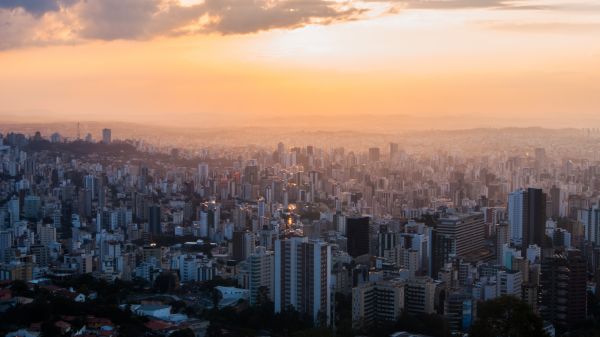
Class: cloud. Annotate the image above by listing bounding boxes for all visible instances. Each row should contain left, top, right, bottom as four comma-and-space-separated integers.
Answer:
76, 0, 364, 39
78, 0, 165, 40
201, 0, 366, 34
0, 9, 37, 49
0, 0, 59, 16
0, 0, 588, 51
0, 0, 77, 16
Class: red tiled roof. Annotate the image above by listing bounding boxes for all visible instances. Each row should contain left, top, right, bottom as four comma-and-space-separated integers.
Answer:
55, 321, 71, 329
145, 320, 174, 331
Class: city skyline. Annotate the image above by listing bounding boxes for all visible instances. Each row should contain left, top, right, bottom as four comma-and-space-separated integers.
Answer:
2, 1, 600, 337
1, 0, 600, 129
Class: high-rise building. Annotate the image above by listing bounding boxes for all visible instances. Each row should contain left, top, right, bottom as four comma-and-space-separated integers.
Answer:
308, 170, 320, 203
0, 262, 33, 281
38, 225, 57, 247
78, 188, 92, 220
579, 204, 600, 245
352, 280, 405, 329
102, 128, 112, 144
540, 250, 587, 328
534, 147, 546, 172
274, 237, 331, 325
496, 224, 509, 264
496, 270, 522, 297
508, 189, 525, 244
346, 216, 370, 258
431, 230, 454, 278
243, 164, 259, 186
247, 246, 274, 306
0, 231, 13, 263
368, 147, 380, 162
232, 231, 255, 262
148, 205, 161, 235
444, 291, 476, 333
550, 185, 561, 219
389, 142, 399, 159
31, 244, 50, 267
23, 195, 41, 221
404, 276, 436, 314
378, 229, 397, 257
436, 213, 485, 258
508, 188, 547, 253
84, 175, 97, 198
7, 197, 19, 225
198, 163, 209, 184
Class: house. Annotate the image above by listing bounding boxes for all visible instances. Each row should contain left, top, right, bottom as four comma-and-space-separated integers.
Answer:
215, 286, 249, 308
6, 329, 40, 337
132, 304, 172, 319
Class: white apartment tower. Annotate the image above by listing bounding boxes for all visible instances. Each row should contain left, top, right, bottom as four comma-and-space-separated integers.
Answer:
274, 237, 332, 325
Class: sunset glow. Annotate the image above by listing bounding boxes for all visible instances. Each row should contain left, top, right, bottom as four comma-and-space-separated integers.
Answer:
1, 0, 599, 129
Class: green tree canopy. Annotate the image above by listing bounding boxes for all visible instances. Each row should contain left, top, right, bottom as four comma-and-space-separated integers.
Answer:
470, 296, 548, 337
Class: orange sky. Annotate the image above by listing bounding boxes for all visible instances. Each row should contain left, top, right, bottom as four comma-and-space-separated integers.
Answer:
0, 0, 599, 129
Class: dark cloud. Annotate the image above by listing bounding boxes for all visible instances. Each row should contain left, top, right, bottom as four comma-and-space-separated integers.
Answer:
78, 0, 163, 39
0, 0, 76, 16
0, 0, 59, 16
76, 0, 364, 40
201, 0, 366, 34
78, 0, 209, 40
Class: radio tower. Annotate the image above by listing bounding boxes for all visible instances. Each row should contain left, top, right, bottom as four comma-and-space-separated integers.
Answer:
77, 122, 81, 140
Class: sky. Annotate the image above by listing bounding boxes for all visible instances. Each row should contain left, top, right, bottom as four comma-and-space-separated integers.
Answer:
0, 0, 599, 130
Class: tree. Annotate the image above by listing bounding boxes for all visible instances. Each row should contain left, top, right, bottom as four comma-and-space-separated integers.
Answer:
255, 286, 270, 307
9, 280, 30, 296
291, 328, 332, 337
470, 296, 548, 337
154, 272, 179, 293
394, 312, 451, 337
170, 328, 196, 337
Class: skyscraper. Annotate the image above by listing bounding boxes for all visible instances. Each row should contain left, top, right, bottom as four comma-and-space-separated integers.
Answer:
247, 246, 274, 306
444, 291, 476, 333
389, 142, 399, 159
550, 185, 561, 219
431, 230, 454, 278
496, 224, 509, 265
148, 205, 161, 235
508, 188, 547, 253
534, 147, 546, 172
102, 128, 112, 144
436, 213, 485, 258
23, 195, 41, 221
352, 280, 405, 329
198, 163, 209, 184
232, 231, 255, 262
405, 276, 437, 314
578, 204, 600, 245
378, 228, 397, 257
508, 189, 525, 244
346, 216, 370, 258
368, 147, 380, 162
540, 250, 587, 328
274, 237, 331, 325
